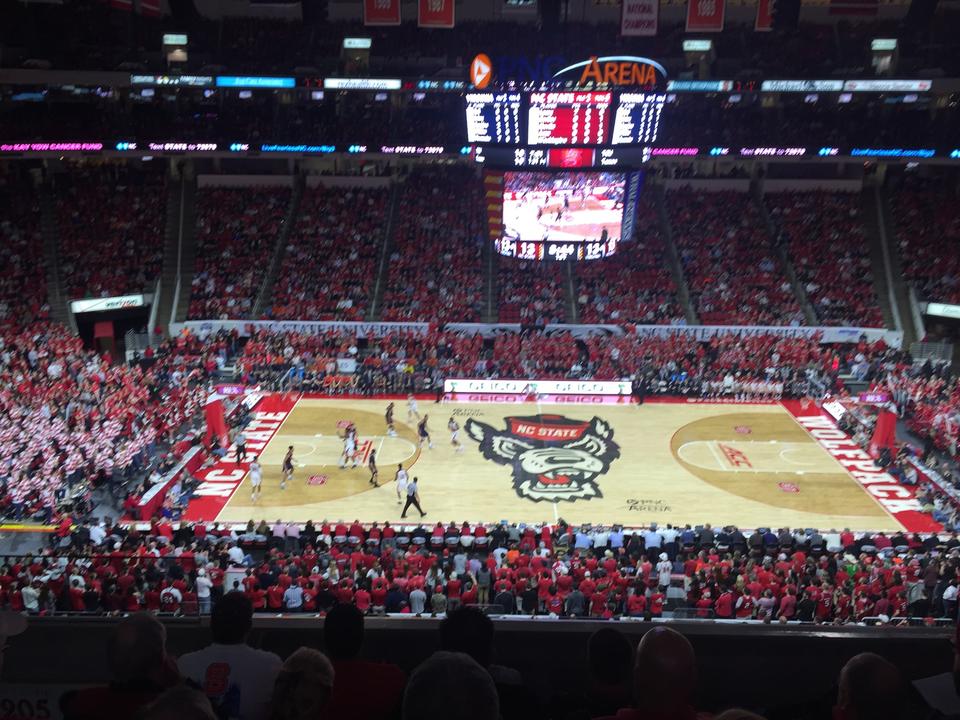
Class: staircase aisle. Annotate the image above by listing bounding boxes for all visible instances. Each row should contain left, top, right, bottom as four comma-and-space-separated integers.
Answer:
366, 180, 401, 321
253, 176, 305, 319
652, 186, 698, 325
38, 183, 75, 331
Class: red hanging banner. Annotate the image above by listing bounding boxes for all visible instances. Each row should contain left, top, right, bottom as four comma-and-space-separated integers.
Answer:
868, 408, 898, 459
419, 0, 455, 27
364, 0, 401, 26
755, 0, 773, 30
686, 0, 725, 32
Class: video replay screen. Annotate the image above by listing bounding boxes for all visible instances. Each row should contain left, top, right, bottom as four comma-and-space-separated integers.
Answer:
502, 171, 625, 247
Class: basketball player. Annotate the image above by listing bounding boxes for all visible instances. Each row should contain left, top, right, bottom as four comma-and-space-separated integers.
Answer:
407, 394, 420, 422
385, 402, 397, 437
395, 464, 409, 505
340, 424, 359, 469
448, 417, 464, 453
418, 415, 433, 450
368, 449, 379, 487
249, 455, 262, 501
281, 446, 295, 490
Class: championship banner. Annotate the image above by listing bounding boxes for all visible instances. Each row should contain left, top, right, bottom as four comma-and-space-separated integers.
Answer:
418, 0, 455, 27
621, 0, 659, 36
686, 0, 724, 32
755, 0, 773, 30
364, 0, 401, 25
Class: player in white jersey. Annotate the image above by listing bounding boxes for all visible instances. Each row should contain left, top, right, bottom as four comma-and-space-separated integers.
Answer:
249, 456, 262, 501
448, 417, 464, 452
407, 394, 420, 421
340, 425, 359, 469
395, 464, 409, 505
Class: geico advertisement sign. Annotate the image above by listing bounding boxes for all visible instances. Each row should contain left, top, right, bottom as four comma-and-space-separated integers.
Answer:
444, 379, 631, 395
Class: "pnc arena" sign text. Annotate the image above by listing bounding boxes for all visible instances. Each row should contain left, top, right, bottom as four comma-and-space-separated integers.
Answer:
471, 54, 666, 89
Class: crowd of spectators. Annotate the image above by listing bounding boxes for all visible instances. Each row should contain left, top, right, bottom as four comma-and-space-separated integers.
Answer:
889, 175, 960, 305
236, 324, 846, 397
767, 191, 884, 328
16, 513, 960, 639
498, 259, 569, 325
188, 186, 291, 320
268, 185, 388, 321
574, 198, 683, 326
0, 324, 217, 523
54, 165, 165, 300
380, 167, 485, 324
668, 189, 805, 326
239, 328, 485, 395
0, 175, 48, 328
12, 530, 945, 720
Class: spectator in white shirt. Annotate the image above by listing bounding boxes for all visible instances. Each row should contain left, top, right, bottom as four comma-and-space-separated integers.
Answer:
89, 522, 107, 546
21, 582, 40, 613
178, 592, 282, 720
196, 568, 214, 615
943, 581, 958, 619
227, 544, 246, 567
592, 527, 610, 549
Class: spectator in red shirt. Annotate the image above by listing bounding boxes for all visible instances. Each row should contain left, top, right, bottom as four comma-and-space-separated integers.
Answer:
322, 604, 406, 720
267, 583, 284, 611
714, 588, 735, 619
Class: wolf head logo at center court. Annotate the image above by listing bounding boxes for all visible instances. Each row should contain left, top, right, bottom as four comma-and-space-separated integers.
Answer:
465, 414, 620, 502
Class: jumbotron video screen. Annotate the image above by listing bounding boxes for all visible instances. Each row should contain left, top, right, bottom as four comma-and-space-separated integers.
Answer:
499, 171, 625, 260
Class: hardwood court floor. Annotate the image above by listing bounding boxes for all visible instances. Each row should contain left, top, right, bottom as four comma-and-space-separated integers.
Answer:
216, 398, 903, 531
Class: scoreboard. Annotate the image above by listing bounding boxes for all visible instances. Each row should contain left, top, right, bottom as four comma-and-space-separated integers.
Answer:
465, 92, 522, 144
526, 92, 612, 146
465, 90, 667, 150
611, 93, 666, 145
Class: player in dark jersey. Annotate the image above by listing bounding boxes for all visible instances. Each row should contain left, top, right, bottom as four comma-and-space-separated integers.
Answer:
282, 446, 295, 489
385, 402, 396, 437
368, 449, 379, 486
418, 415, 433, 450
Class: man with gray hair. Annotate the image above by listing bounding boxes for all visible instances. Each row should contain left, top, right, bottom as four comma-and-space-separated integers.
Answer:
402, 651, 498, 720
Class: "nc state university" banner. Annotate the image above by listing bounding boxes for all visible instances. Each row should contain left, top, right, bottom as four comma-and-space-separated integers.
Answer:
620, 0, 659, 36
419, 0, 455, 27
364, 0, 401, 25
686, 0, 724, 32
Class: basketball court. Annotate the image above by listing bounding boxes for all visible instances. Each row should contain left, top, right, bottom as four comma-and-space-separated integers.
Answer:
202, 396, 919, 532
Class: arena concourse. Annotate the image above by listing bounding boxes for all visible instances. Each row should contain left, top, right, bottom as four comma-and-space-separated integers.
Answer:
3, 0, 960, 718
